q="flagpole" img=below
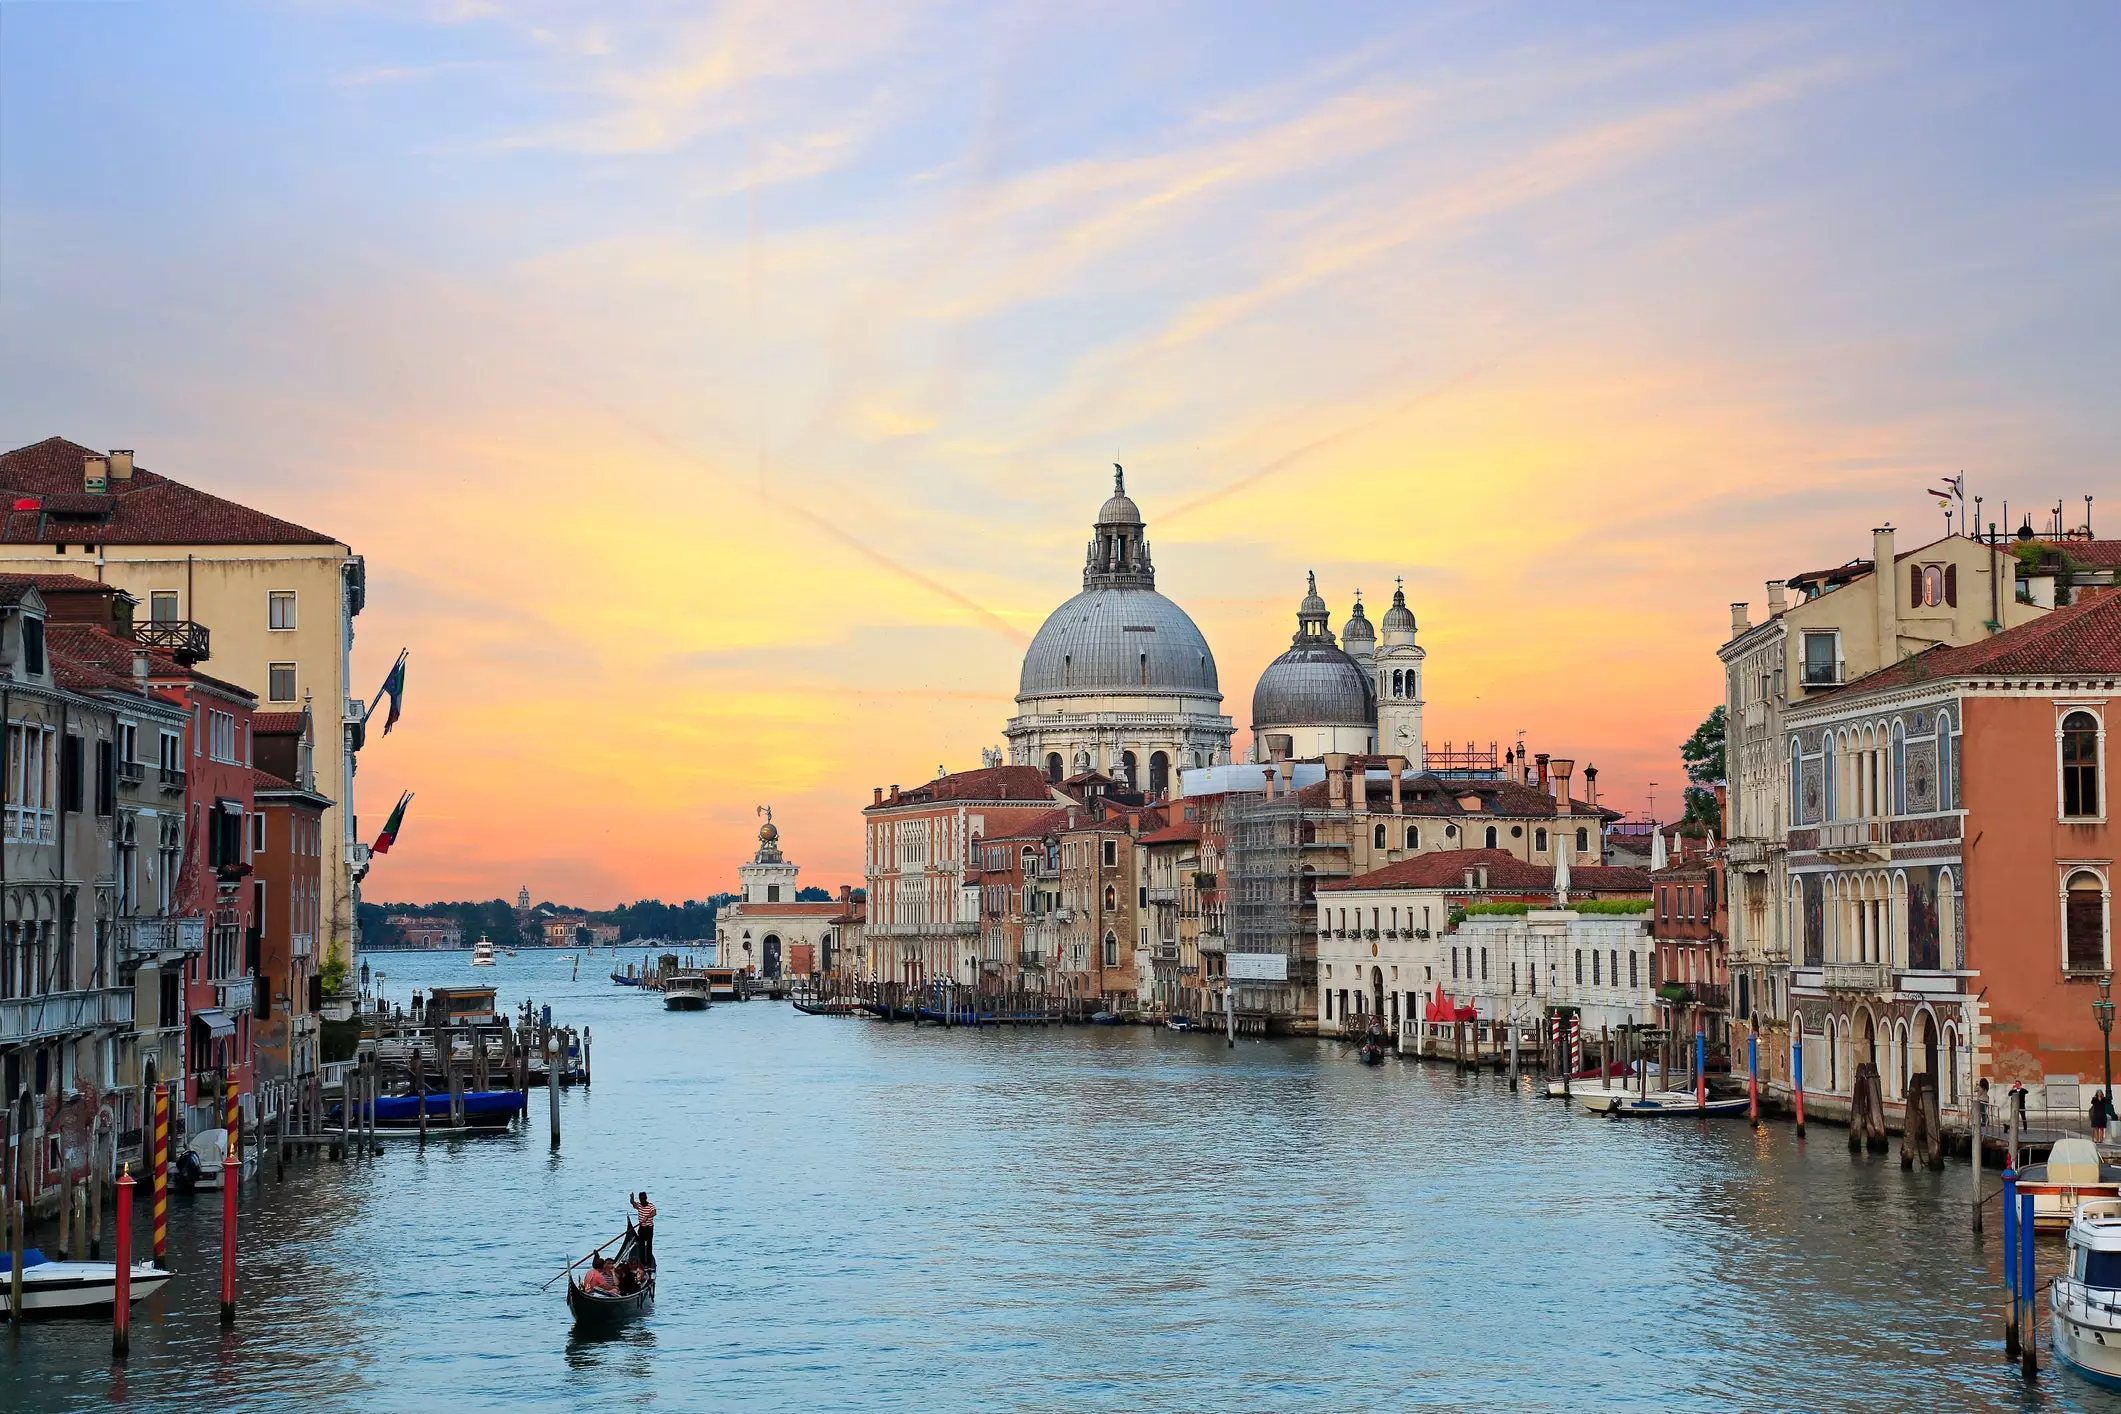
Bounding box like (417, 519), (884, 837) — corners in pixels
(367, 648), (407, 720)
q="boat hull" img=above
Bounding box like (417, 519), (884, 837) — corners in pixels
(2055, 1297), (2121, 1389)
(2, 1259), (173, 1317)
(362, 1090), (526, 1128)
(1581, 1091), (1750, 1117)
(665, 993), (710, 1011)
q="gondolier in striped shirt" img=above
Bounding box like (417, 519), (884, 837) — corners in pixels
(630, 1192), (656, 1262)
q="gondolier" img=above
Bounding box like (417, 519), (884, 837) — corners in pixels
(631, 1192), (656, 1262)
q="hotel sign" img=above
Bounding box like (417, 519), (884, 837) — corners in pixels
(1226, 952), (1288, 982)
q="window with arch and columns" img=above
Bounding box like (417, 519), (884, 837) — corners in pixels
(2063, 709), (2103, 819)
(2065, 869), (2109, 974)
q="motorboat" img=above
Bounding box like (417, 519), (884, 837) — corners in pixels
(469, 937), (496, 967)
(2017, 1138), (2121, 1229)
(664, 974), (711, 1011)
(2053, 1195), (2121, 1388)
(611, 969), (642, 987)
(355, 1089), (526, 1134)
(1165, 1017), (1196, 1032)
(1579, 1089), (1749, 1117)
(172, 1127), (250, 1192)
(567, 1226), (656, 1331)
(0, 1248), (173, 1317)
(1090, 1011), (1123, 1026)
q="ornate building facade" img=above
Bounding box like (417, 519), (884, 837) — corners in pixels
(1005, 469), (1234, 796)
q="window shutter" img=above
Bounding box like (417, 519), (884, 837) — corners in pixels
(1945, 563), (1958, 607)
(59, 735), (83, 813)
(1910, 563), (1922, 607)
(95, 738), (114, 816)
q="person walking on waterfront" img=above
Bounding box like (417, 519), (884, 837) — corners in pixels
(630, 1191), (656, 1263)
(2094, 1089), (2112, 1147)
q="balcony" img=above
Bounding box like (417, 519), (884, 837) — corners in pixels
(136, 619), (210, 664)
(116, 916), (207, 958)
(1147, 886), (1179, 905)
(1018, 951), (1045, 969)
(4, 805), (55, 844)
(1800, 658), (1846, 689)
(1822, 962), (1888, 993)
(0, 986), (134, 1043)
(158, 764), (187, 794)
(1818, 819), (1887, 856)
(217, 975), (255, 1013)
(117, 758), (145, 788)
(1725, 839), (1772, 866)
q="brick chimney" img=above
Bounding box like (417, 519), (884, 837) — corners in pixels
(1535, 753), (1550, 793)
(1582, 764), (1598, 809)
(1386, 755), (1406, 813)
(888, 784), (900, 803)
(873, 787), (883, 806)
(1714, 782), (1728, 839)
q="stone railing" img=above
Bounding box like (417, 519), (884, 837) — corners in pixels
(0, 986), (134, 1043)
(1822, 962), (1888, 993)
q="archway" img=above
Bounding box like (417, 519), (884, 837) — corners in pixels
(1371, 966), (1385, 1024)
(763, 934), (783, 979)
(1045, 753), (1063, 784)
(1121, 751), (1139, 788)
(1861, 1010), (1877, 1069)
(1149, 751), (1170, 797)
(1920, 1011), (1938, 1084)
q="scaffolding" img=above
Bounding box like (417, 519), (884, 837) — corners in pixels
(1226, 796), (1309, 1024)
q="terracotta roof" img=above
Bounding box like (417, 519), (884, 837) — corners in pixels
(44, 623), (184, 697)
(2067, 540), (2121, 568)
(872, 765), (1059, 808)
(251, 767), (294, 791)
(252, 711), (308, 736)
(1825, 591), (2121, 698)
(1292, 772), (1606, 820)
(980, 808), (1073, 843)
(1323, 848), (1652, 895)
(0, 572), (118, 597)
(1137, 822), (1202, 845)
(0, 438), (340, 547)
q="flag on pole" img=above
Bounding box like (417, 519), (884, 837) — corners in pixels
(368, 650), (408, 736)
(372, 791), (413, 855)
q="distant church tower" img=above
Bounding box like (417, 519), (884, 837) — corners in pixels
(517, 885), (530, 910)
(1375, 581), (1426, 771)
(739, 806), (799, 905)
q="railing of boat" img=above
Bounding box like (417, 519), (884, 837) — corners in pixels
(2053, 1278), (2121, 1327)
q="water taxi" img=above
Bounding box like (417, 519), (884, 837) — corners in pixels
(664, 973), (711, 1011)
(0, 1249), (173, 1317)
(2016, 1138), (2121, 1229)
(2053, 1195), (2121, 1388)
(469, 936), (496, 967)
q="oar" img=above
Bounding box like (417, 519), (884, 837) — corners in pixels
(539, 1232), (627, 1290)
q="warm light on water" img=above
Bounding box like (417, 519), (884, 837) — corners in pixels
(1, 951), (2106, 1412)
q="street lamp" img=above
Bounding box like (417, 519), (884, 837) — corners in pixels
(2096, 974), (2116, 1103)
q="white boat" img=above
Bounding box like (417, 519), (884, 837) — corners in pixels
(469, 936), (496, 967)
(175, 1126), (253, 1192)
(2017, 1138), (2121, 1230)
(2053, 1196), (2121, 1389)
(0, 1249), (173, 1316)
(1580, 1088), (1750, 1117)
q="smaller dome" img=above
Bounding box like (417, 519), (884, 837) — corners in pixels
(1382, 585), (1416, 634)
(1299, 569), (1327, 618)
(1097, 464), (1142, 526)
(1341, 595), (1374, 647)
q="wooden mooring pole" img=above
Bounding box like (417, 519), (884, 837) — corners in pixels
(547, 1034), (562, 1149)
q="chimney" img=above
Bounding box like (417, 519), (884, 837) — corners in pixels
(1463, 869), (1475, 891)
(888, 784), (900, 803)
(872, 786), (883, 806)
(1766, 579), (1787, 615)
(1325, 752), (1349, 808)
(840, 884), (851, 903)
(1262, 765), (1276, 801)
(1278, 760), (1293, 797)
(133, 650), (150, 689)
(1550, 759), (1573, 805)
(83, 455), (109, 494)
(1873, 525), (1898, 662)
(107, 450), (134, 481)
(1535, 753), (1550, 793)
(1582, 765), (1598, 808)
(1730, 602), (1750, 635)
(1386, 755), (1406, 814)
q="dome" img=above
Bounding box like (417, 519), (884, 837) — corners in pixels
(1382, 584), (1416, 635)
(1020, 587), (1219, 697)
(1252, 645), (1375, 729)
(1341, 595), (1375, 649)
(1251, 576), (1375, 729)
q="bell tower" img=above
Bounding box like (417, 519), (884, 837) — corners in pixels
(1375, 580), (1426, 771)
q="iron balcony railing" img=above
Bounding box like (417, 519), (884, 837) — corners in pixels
(116, 758), (145, 787)
(159, 764), (187, 794)
(136, 619), (210, 664)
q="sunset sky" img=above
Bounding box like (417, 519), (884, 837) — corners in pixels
(4, 4), (2117, 907)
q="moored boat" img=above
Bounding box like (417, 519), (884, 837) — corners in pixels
(2054, 1196), (2121, 1388)
(665, 973), (711, 1011)
(0, 1249), (174, 1317)
(1579, 1089), (1749, 1117)
(350, 1089), (526, 1132)
(2017, 1138), (2121, 1229)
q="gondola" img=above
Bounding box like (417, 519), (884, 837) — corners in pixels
(564, 1226), (656, 1330)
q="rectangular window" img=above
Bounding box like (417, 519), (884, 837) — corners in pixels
(1801, 632), (1839, 687)
(268, 663), (297, 703)
(59, 734), (83, 814)
(1592, 950), (1601, 985)
(1629, 952), (1639, 988)
(209, 710), (236, 763)
(151, 591), (179, 622)
(268, 591), (297, 631)
(21, 617), (44, 677)
(766, 884), (780, 903)
(252, 812), (266, 854)
(1575, 950), (1584, 984)
(1103, 840), (1117, 867)
(94, 738), (114, 816)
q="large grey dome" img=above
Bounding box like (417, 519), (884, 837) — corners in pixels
(1020, 588), (1219, 697)
(1252, 573), (1375, 729)
(1252, 646), (1374, 728)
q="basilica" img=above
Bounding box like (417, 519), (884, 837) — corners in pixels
(1005, 471), (1427, 788)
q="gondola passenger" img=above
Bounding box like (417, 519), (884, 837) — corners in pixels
(582, 1257), (617, 1296)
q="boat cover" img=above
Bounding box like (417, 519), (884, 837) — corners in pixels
(373, 1090), (526, 1123)
(0, 1249), (50, 1272)
(2051, 1137), (2104, 1184)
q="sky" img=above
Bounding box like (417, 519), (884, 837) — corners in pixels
(3, 3), (2118, 907)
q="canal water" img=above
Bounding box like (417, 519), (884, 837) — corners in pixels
(2, 948), (2113, 1412)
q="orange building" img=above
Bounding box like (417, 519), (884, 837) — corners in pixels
(252, 709), (330, 1084)
(1783, 591), (2119, 1118)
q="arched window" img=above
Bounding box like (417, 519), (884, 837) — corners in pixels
(1103, 885), (1117, 910)
(1937, 710), (1953, 811)
(1534, 827), (1548, 852)
(1390, 669), (1402, 697)
(2067, 871), (2108, 973)
(1045, 753), (1063, 784)
(1921, 565), (1943, 607)
(1149, 751), (1170, 798)
(1406, 825), (1419, 849)
(1121, 751), (1138, 788)
(1373, 824), (1386, 849)
(1823, 735), (1839, 820)
(2064, 711), (2101, 818)
(1791, 738), (1804, 825)
(1891, 721), (1906, 815)
(1484, 825), (1498, 849)
(1102, 932), (1118, 968)
(1576, 827), (1589, 854)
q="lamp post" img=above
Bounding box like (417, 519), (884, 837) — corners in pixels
(2096, 973), (2115, 1105)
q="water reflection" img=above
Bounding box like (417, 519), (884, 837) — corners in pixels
(2, 948), (2118, 1412)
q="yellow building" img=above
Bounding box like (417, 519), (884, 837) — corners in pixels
(0, 438), (367, 971)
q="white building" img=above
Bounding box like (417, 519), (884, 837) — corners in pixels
(715, 811), (845, 980)
(1005, 468), (1234, 795)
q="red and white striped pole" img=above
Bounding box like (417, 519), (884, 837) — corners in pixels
(151, 1084), (168, 1264)
(113, 1164), (134, 1357)
(220, 1074), (238, 1326)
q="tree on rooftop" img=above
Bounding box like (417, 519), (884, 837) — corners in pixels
(1680, 705), (1725, 832)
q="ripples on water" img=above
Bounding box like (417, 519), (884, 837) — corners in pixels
(4, 949), (2116, 1412)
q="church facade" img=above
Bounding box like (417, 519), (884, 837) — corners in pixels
(714, 811), (846, 980)
(1249, 576), (1426, 769)
(1005, 469), (1235, 796)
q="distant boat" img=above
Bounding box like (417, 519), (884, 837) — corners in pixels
(1089, 1011), (1123, 1026)
(1579, 1089), (1748, 1117)
(469, 937), (496, 967)
(664, 972), (711, 1011)
(2018, 1138), (2121, 1229)
(0, 1248), (173, 1317)
(611, 971), (641, 987)
(359, 1090), (525, 1132)
(1165, 1017), (1196, 1032)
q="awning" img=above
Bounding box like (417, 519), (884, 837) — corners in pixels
(192, 1008), (236, 1038)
